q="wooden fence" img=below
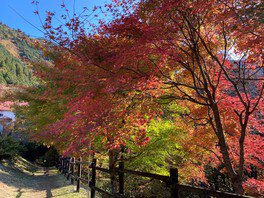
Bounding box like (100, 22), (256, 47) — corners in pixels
(57, 157), (252, 198)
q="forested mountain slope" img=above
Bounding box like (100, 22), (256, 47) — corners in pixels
(0, 23), (44, 86)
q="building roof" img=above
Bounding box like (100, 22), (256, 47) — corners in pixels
(0, 101), (12, 111)
(0, 101), (27, 111)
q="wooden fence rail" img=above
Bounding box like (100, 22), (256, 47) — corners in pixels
(57, 157), (252, 198)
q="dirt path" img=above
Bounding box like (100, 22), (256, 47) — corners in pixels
(0, 157), (88, 198)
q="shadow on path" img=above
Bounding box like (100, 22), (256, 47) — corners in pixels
(0, 158), (83, 198)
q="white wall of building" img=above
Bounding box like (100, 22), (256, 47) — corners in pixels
(0, 110), (15, 121)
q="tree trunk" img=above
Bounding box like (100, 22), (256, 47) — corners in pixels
(232, 176), (244, 195)
(210, 102), (244, 194)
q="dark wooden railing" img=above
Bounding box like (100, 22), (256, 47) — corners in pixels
(57, 157), (253, 198)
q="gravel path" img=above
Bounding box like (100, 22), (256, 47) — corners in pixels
(0, 158), (88, 198)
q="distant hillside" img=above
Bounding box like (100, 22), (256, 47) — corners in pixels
(0, 23), (45, 86)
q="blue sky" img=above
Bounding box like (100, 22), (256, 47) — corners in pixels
(0, 0), (110, 38)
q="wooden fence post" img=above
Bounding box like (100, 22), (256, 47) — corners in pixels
(67, 158), (71, 180)
(56, 157), (59, 169)
(119, 161), (124, 195)
(61, 158), (64, 173)
(64, 158), (67, 175)
(60, 157), (63, 172)
(71, 157), (75, 184)
(58, 157), (62, 172)
(62, 158), (66, 175)
(64, 158), (68, 176)
(91, 158), (97, 198)
(76, 157), (82, 192)
(170, 168), (179, 198)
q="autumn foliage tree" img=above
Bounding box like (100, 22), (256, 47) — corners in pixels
(17, 0), (263, 195)
(104, 0), (263, 194)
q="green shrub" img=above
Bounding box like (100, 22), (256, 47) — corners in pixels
(0, 135), (24, 160)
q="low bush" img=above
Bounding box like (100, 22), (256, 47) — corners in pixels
(0, 135), (25, 160)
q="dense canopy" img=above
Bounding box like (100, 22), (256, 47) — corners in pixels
(16, 0), (263, 196)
